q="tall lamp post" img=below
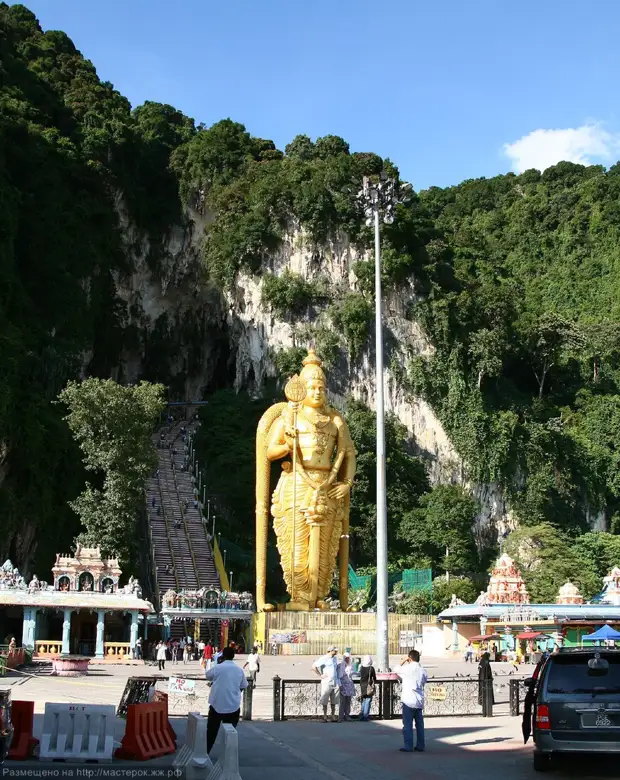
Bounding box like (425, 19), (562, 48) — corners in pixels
(358, 173), (405, 672)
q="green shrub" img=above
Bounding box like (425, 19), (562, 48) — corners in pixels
(261, 271), (320, 319)
(330, 293), (373, 359)
(274, 347), (307, 380)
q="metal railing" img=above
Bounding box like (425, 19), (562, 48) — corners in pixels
(509, 677), (530, 716)
(273, 676), (494, 720)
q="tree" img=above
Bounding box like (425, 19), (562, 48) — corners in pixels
(468, 328), (504, 390)
(346, 400), (429, 564)
(315, 135), (350, 159)
(582, 321), (620, 382)
(284, 135), (316, 162)
(526, 313), (585, 398)
(398, 485), (479, 575)
(58, 379), (165, 561)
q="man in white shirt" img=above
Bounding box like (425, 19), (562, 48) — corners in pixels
(243, 646), (260, 682)
(312, 646), (340, 722)
(204, 646), (248, 752)
(397, 649), (428, 752)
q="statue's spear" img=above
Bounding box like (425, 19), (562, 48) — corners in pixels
(284, 374), (307, 605)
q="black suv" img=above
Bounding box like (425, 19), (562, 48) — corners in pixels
(523, 648), (620, 771)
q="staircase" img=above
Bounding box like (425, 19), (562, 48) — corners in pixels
(146, 418), (220, 602)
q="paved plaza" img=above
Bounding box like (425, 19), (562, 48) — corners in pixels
(1, 655), (617, 779)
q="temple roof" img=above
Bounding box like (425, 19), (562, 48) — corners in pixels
(438, 602), (620, 621)
(559, 581), (580, 596)
(0, 589), (153, 612)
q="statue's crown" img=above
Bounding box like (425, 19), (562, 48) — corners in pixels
(300, 348), (326, 384)
(302, 348), (322, 370)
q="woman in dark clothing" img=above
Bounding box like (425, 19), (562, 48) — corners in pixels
(478, 651), (495, 705)
(359, 655), (376, 721)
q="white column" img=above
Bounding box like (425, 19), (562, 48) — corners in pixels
(95, 610), (105, 658)
(62, 608), (72, 654)
(22, 608), (33, 649)
(452, 620), (459, 653)
(130, 610), (139, 653)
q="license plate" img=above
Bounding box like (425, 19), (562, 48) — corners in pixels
(581, 712), (620, 728)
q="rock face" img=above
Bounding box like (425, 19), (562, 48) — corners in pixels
(114, 213), (509, 534)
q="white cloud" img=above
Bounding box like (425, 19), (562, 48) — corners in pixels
(502, 124), (620, 174)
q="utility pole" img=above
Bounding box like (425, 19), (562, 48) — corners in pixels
(358, 173), (407, 672)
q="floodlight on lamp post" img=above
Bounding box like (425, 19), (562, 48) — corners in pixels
(357, 173), (410, 672)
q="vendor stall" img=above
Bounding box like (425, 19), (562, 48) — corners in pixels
(468, 633), (501, 660)
(515, 631), (551, 663)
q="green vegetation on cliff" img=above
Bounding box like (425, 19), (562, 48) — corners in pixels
(0, 4), (194, 570)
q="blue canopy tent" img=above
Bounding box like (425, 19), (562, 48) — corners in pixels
(582, 624), (620, 642)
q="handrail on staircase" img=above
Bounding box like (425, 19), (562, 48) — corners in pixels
(181, 507), (201, 588)
(169, 446), (201, 588)
(145, 500), (161, 609)
(157, 475), (180, 591)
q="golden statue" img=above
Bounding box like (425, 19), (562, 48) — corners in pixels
(255, 349), (356, 611)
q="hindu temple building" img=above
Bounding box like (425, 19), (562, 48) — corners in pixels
(0, 547), (153, 660)
(438, 554), (620, 658)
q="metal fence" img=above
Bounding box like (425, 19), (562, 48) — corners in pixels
(273, 676), (491, 720)
(508, 677), (529, 716)
(401, 569), (432, 592)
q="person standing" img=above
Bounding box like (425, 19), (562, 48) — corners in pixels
(203, 640), (215, 672)
(337, 652), (355, 721)
(134, 637), (143, 660)
(183, 641), (190, 665)
(397, 649), (428, 753)
(464, 641), (473, 663)
(171, 640), (179, 664)
(156, 641), (167, 671)
(243, 646), (260, 682)
(312, 646), (340, 723)
(205, 646), (248, 753)
(359, 656), (376, 722)
(478, 651), (495, 707)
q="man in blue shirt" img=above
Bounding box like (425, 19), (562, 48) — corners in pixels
(312, 646), (340, 722)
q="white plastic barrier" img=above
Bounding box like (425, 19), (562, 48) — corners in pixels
(207, 724), (242, 780)
(40, 703), (116, 762)
(173, 712), (213, 769)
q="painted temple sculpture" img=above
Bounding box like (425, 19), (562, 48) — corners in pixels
(0, 547), (152, 658)
(475, 553), (530, 605)
(255, 349), (356, 612)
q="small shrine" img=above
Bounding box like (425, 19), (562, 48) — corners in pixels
(52, 545), (122, 594)
(556, 581), (584, 605)
(476, 553), (529, 605)
(0, 547), (152, 661)
(599, 566), (620, 606)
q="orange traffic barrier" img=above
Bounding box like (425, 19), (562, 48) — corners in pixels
(8, 700), (39, 760)
(152, 690), (176, 743)
(115, 702), (176, 761)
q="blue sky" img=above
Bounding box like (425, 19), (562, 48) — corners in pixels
(13, 0), (620, 189)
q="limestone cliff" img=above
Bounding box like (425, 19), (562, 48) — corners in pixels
(113, 210), (509, 537)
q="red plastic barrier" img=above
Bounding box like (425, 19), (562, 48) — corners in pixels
(8, 700), (39, 760)
(115, 702), (176, 761)
(152, 691), (176, 743)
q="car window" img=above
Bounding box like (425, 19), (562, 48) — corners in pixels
(545, 654), (620, 694)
